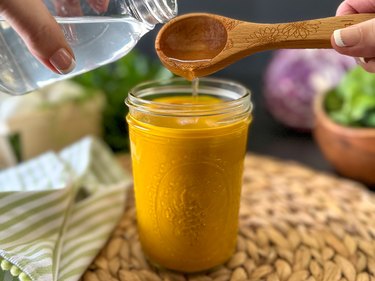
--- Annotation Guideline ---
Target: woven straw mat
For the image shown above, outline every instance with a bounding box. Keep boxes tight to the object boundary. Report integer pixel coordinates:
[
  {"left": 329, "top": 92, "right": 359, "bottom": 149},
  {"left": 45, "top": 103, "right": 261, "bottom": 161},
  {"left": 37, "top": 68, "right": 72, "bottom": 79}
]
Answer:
[{"left": 82, "top": 154, "right": 375, "bottom": 281}]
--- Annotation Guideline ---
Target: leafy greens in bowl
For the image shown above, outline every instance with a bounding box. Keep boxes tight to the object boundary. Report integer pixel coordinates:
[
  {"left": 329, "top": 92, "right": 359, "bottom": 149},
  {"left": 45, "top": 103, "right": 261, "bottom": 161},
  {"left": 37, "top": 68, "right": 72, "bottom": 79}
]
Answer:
[
  {"left": 325, "top": 66, "right": 375, "bottom": 128},
  {"left": 313, "top": 66, "right": 375, "bottom": 185}
]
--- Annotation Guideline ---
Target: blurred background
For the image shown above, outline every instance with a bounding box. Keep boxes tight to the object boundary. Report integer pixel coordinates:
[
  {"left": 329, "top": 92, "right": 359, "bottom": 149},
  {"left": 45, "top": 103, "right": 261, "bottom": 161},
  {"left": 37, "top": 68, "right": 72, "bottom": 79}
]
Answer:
[{"left": 3, "top": 0, "right": 370, "bottom": 179}]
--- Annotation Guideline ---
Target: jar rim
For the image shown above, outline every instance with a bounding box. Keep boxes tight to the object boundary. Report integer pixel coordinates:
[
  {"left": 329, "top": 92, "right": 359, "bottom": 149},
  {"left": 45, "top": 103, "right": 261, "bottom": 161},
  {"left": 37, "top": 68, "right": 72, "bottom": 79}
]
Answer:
[{"left": 125, "top": 77, "right": 253, "bottom": 117}]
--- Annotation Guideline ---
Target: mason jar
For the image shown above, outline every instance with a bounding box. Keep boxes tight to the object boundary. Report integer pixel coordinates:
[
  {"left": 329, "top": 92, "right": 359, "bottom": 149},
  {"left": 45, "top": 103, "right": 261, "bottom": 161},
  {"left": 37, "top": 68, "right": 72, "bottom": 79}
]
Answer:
[{"left": 125, "top": 77, "right": 252, "bottom": 272}]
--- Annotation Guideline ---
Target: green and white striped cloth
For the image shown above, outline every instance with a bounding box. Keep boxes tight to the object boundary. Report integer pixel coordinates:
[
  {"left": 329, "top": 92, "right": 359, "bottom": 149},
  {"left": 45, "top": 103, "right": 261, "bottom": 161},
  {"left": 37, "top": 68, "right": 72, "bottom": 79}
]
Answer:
[{"left": 0, "top": 137, "right": 132, "bottom": 281}]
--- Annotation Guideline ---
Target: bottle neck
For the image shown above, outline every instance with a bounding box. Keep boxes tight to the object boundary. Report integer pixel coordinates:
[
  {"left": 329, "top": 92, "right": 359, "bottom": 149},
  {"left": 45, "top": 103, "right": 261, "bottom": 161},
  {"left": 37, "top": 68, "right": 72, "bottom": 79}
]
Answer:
[{"left": 124, "top": 0, "right": 177, "bottom": 27}]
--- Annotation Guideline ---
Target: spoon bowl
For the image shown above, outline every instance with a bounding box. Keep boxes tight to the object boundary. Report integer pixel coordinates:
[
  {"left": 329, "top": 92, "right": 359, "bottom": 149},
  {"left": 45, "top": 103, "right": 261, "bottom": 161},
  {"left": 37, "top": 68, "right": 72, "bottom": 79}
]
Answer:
[
  {"left": 156, "top": 13, "right": 375, "bottom": 80},
  {"left": 158, "top": 15, "right": 227, "bottom": 61}
]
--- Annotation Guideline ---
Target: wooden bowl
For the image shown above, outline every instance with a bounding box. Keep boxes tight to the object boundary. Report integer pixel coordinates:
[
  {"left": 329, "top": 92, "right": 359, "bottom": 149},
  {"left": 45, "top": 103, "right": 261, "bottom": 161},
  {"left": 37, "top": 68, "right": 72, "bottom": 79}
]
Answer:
[{"left": 313, "top": 92, "right": 375, "bottom": 185}]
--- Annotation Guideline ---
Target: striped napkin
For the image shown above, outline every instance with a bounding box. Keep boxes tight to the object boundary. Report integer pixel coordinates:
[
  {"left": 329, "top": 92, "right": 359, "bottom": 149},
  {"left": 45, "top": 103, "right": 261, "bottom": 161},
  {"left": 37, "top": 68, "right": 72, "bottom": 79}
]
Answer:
[{"left": 0, "top": 137, "right": 132, "bottom": 281}]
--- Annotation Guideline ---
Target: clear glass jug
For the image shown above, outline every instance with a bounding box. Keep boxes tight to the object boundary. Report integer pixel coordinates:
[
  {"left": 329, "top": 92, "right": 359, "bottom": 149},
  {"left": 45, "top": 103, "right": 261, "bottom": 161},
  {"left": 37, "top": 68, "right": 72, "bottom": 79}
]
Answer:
[{"left": 0, "top": 0, "right": 177, "bottom": 95}]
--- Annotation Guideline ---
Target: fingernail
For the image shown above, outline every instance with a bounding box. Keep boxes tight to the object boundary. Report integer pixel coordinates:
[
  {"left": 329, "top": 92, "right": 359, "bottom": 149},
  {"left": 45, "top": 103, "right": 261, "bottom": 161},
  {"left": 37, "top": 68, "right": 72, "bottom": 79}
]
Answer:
[
  {"left": 334, "top": 27, "right": 361, "bottom": 47},
  {"left": 357, "top": 57, "right": 375, "bottom": 64},
  {"left": 49, "top": 48, "right": 76, "bottom": 74},
  {"left": 358, "top": 57, "right": 367, "bottom": 64}
]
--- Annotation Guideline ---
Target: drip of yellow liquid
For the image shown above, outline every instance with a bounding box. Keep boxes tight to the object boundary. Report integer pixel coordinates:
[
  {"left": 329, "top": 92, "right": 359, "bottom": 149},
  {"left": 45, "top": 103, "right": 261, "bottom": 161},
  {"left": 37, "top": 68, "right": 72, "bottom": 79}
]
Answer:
[
  {"left": 127, "top": 95, "right": 251, "bottom": 272},
  {"left": 192, "top": 78, "right": 199, "bottom": 97}
]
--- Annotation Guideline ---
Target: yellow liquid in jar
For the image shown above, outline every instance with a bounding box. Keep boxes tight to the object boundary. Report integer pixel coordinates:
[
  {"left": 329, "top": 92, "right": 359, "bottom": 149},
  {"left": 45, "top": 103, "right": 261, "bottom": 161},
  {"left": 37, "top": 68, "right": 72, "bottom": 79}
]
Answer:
[{"left": 127, "top": 95, "right": 250, "bottom": 272}]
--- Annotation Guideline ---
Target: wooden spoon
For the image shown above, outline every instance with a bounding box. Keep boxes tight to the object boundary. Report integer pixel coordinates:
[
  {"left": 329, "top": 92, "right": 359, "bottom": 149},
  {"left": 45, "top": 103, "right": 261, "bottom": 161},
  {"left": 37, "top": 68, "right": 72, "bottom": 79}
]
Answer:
[{"left": 156, "top": 13, "right": 375, "bottom": 80}]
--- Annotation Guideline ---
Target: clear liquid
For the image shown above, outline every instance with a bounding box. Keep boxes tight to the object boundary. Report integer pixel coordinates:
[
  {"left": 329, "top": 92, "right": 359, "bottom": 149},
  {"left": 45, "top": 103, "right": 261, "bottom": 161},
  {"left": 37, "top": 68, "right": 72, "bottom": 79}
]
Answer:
[{"left": 0, "top": 17, "right": 150, "bottom": 95}]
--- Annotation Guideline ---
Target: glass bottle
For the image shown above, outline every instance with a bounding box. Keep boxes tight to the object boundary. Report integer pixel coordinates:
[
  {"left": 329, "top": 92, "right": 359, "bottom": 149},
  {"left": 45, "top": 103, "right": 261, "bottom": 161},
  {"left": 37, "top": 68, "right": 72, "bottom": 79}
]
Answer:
[{"left": 0, "top": 0, "right": 177, "bottom": 95}]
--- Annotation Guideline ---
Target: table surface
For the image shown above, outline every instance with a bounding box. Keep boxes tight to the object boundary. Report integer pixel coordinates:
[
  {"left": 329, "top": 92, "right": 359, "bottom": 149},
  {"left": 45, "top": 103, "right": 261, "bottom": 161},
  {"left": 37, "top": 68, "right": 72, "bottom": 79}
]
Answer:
[{"left": 86, "top": 154, "right": 375, "bottom": 281}]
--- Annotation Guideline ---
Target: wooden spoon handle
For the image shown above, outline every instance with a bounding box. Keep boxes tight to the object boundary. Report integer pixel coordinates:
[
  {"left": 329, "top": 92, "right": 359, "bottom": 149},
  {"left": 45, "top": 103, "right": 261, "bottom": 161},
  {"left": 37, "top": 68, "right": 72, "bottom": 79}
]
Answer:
[{"left": 258, "top": 14, "right": 375, "bottom": 49}]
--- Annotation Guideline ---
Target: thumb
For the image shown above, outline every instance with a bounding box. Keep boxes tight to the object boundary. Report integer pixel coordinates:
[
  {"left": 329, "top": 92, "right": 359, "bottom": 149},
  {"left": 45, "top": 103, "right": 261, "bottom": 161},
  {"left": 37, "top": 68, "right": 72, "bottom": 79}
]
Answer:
[
  {"left": 0, "top": 0, "right": 76, "bottom": 74},
  {"left": 332, "top": 18, "right": 375, "bottom": 72}
]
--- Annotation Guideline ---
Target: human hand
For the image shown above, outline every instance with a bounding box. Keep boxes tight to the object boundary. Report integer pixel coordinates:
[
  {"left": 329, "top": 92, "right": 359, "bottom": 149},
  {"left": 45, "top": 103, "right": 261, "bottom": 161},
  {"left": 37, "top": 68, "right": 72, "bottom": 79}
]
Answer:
[
  {"left": 0, "top": 0, "right": 109, "bottom": 74},
  {"left": 331, "top": 0, "right": 375, "bottom": 72}
]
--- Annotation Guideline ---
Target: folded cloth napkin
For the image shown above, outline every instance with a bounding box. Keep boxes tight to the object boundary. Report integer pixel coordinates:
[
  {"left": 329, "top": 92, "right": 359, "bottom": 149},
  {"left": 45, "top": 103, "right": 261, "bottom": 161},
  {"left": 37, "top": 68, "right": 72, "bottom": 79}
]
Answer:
[{"left": 0, "top": 137, "right": 132, "bottom": 281}]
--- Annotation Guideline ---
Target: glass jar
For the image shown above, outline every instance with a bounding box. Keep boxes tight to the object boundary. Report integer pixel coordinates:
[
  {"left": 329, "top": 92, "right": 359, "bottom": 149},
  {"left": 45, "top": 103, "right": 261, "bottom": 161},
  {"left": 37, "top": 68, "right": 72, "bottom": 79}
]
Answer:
[{"left": 125, "top": 77, "right": 252, "bottom": 272}]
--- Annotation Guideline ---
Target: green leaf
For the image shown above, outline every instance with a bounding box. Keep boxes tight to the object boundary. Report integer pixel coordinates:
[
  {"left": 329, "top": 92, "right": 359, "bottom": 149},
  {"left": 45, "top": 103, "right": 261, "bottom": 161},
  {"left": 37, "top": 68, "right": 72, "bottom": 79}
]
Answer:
[
  {"left": 362, "top": 110, "right": 375, "bottom": 127},
  {"left": 324, "top": 90, "right": 343, "bottom": 112},
  {"left": 351, "top": 95, "right": 375, "bottom": 120},
  {"left": 325, "top": 66, "right": 375, "bottom": 128},
  {"left": 329, "top": 111, "right": 352, "bottom": 126}
]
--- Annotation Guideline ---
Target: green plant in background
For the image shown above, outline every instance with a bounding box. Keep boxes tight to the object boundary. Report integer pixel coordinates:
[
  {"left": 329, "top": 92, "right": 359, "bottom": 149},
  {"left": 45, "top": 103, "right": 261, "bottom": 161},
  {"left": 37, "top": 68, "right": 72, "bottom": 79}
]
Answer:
[
  {"left": 325, "top": 66, "right": 375, "bottom": 127},
  {"left": 73, "top": 50, "right": 173, "bottom": 152}
]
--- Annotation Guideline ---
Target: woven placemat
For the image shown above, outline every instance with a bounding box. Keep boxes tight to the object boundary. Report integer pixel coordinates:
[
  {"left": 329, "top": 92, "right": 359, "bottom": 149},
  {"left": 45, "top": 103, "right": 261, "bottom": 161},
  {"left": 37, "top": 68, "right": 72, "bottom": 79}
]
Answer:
[{"left": 82, "top": 154, "right": 375, "bottom": 281}]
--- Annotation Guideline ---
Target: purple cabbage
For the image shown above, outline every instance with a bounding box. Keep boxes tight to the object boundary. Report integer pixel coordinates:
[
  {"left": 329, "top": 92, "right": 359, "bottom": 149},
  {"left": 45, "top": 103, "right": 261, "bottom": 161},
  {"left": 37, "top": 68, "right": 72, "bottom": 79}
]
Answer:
[{"left": 264, "top": 49, "right": 356, "bottom": 130}]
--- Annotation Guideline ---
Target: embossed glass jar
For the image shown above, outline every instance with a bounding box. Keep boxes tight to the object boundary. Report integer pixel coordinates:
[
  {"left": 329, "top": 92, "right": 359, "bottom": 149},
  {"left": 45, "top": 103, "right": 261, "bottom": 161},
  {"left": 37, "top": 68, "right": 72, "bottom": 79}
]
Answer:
[{"left": 125, "top": 77, "right": 252, "bottom": 272}]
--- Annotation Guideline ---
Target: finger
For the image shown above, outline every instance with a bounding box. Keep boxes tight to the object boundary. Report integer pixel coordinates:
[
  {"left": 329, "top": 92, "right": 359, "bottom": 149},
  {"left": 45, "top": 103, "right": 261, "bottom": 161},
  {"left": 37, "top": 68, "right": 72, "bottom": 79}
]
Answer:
[
  {"left": 0, "top": 0, "right": 76, "bottom": 74},
  {"left": 336, "top": 1, "right": 357, "bottom": 15},
  {"left": 87, "top": 0, "right": 110, "bottom": 13},
  {"left": 331, "top": 19, "right": 375, "bottom": 58},
  {"left": 356, "top": 57, "right": 375, "bottom": 73},
  {"left": 336, "top": 0, "right": 375, "bottom": 15}
]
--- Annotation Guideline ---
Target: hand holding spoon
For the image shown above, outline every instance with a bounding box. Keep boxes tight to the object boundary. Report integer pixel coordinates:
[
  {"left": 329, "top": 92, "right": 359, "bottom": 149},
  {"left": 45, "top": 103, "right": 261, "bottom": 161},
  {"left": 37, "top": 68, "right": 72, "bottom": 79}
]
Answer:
[{"left": 155, "top": 13, "right": 375, "bottom": 80}]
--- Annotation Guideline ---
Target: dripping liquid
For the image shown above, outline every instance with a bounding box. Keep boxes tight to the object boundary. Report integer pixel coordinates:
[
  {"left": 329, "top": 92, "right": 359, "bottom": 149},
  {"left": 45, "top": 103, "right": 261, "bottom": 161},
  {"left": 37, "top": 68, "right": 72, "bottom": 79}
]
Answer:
[{"left": 192, "top": 78, "right": 199, "bottom": 100}]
